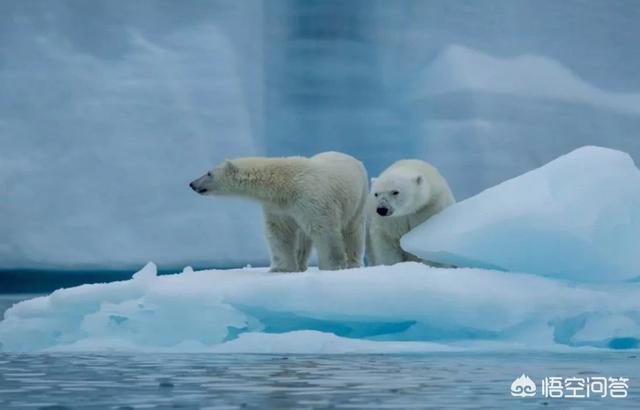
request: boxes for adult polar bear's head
[189,160,240,195]
[370,168,431,217]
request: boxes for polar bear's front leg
[263,211,300,272]
[367,231,404,266]
[313,228,348,271]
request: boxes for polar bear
[366,159,455,266]
[190,152,368,272]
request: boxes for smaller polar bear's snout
[374,198,394,217]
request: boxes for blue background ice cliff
[2,0,640,269]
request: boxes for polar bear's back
[311,151,359,167]
[310,151,366,188]
[311,150,364,174]
[307,151,368,222]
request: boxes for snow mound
[403,146,640,282]
[1,262,639,353]
[420,45,640,114]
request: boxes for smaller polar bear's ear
[224,159,239,174]
[414,175,423,185]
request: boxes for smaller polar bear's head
[370,172,430,217]
[189,160,240,195]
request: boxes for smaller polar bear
[366,159,455,266]
[190,152,368,272]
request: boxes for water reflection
[0,353,637,409]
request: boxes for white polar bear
[366,159,455,266]
[190,152,368,272]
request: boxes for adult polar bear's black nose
[377,207,390,216]
[189,181,207,193]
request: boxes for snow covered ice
[1,261,639,353]
[403,146,640,282]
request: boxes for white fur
[191,152,368,272]
[366,159,455,266]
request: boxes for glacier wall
[0,1,269,269]
[2,0,640,269]
[264,0,640,197]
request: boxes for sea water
[0,352,637,409]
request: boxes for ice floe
[403,146,640,282]
[1,262,638,353]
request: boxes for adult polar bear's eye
[374,193,379,197]
[392,190,399,196]
[207,172,212,177]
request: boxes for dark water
[0,352,637,409]
[0,268,223,294]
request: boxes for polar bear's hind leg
[343,217,365,268]
[295,231,312,271]
[314,228,348,270]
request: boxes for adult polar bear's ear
[370,177,377,185]
[224,159,239,174]
[414,175,423,185]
